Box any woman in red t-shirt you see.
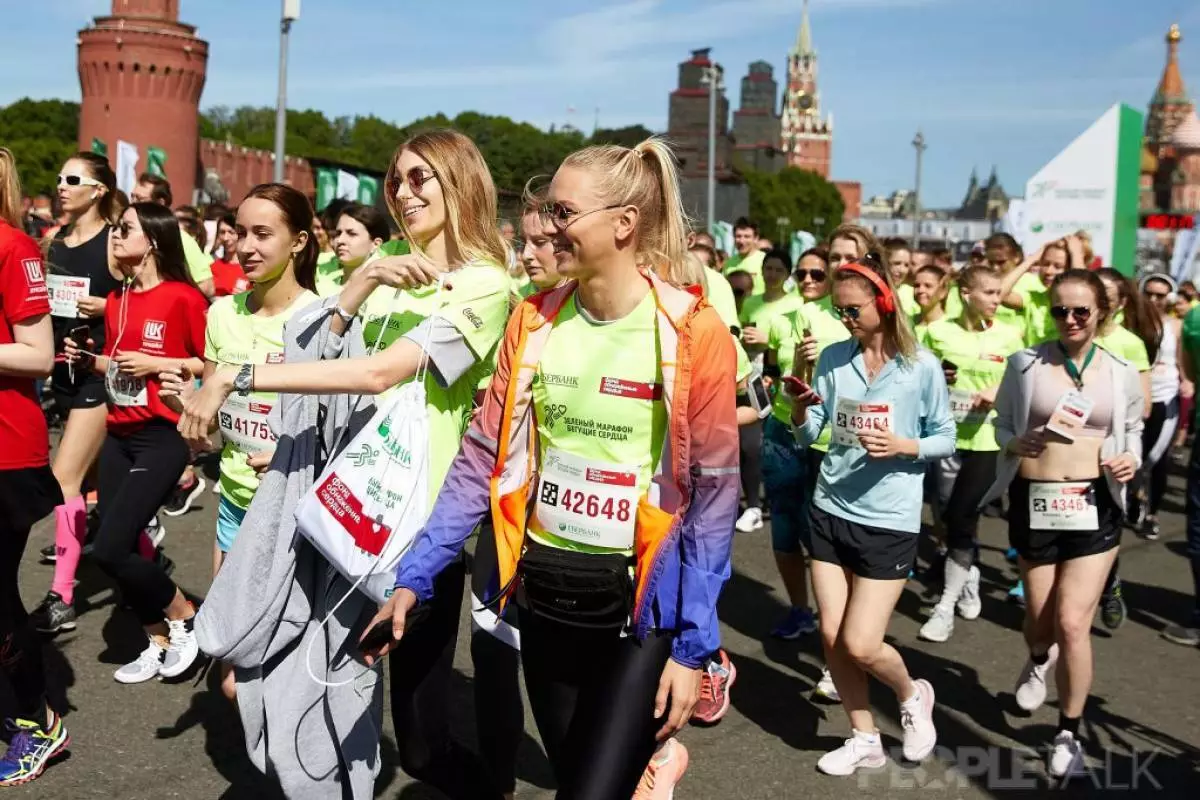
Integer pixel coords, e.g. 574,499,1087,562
209,211,250,297
64,202,208,685
0,147,70,786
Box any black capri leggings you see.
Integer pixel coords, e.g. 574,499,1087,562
92,422,189,625
519,607,673,799
0,466,61,721
739,416,763,510
389,557,505,799
941,450,998,567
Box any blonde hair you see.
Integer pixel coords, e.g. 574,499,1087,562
521,175,549,218
662,250,709,293
834,252,920,363
0,148,22,228
828,223,882,262
559,136,690,278
384,129,509,268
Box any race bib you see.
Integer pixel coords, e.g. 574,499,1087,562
1029,481,1098,530
534,448,640,549
46,274,90,318
832,398,893,448
1045,391,1095,442
948,389,990,425
104,360,147,407
218,393,277,452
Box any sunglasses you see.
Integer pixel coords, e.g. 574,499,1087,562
1143,290,1170,300
386,166,438,198
541,202,624,231
795,268,827,283
1049,305,1093,322
832,302,872,321
57,173,102,188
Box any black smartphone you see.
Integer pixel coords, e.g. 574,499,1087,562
358,619,397,654
69,324,90,344
941,359,958,372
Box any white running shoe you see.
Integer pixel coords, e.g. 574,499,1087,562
817,731,887,776
1048,731,1086,779
1014,644,1058,712
145,515,166,548
919,604,955,643
814,666,841,702
114,638,167,684
735,507,764,533
900,678,937,762
956,565,982,620
159,615,200,678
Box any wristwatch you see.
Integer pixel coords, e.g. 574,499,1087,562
233,363,254,396
333,305,356,327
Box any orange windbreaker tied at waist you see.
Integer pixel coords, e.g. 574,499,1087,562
394,269,740,667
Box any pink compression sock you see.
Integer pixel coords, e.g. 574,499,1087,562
137,529,156,560
50,495,88,606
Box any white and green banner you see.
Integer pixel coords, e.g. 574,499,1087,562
1019,103,1143,275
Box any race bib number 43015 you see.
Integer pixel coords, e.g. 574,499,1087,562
218,393,276,452
46,274,90,318
534,448,640,549
832,398,893,448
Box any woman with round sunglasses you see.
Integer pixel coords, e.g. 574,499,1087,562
0,148,71,787
790,251,953,776
979,269,1141,779
759,247,832,641
917,266,1024,643
180,130,513,799
63,202,208,684
314,202,392,297
911,264,949,341
368,138,738,799
29,153,125,635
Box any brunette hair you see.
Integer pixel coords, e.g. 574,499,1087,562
796,246,829,267
384,129,509,268
762,247,793,274
1096,267,1161,359
137,172,173,206
834,251,919,361
1051,269,1112,330
241,183,318,292
123,202,197,289
985,232,1023,262
65,152,118,224
733,217,758,236
174,204,206,250
337,202,390,245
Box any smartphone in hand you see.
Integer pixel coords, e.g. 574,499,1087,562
782,376,820,402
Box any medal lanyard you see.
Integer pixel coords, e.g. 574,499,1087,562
1057,342,1095,390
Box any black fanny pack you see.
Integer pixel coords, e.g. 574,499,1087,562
519,538,634,630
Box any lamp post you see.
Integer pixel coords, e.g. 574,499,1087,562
273,0,300,182
776,215,790,244
701,60,725,235
910,129,926,251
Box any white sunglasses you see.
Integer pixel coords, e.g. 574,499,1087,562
57,173,103,188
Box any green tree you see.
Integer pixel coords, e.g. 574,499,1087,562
742,166,845,242
591,125,657,148
0,98,81,195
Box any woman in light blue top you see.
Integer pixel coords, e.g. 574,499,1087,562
790,252,955,777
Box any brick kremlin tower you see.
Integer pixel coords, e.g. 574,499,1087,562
77,0,209,199
779,0,833,178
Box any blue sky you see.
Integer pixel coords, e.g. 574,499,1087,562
3,0,1199,207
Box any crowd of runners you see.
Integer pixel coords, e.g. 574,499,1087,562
0,134,1198,798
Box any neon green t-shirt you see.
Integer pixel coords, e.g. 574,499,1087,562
724,250,765,295
205,290,317,509
358,260,510,504
705,270,752,382
316,239,410,298
897,283,920,317
739,291,802,329
945,283,964,320
786,295,851,450
920,317,1024,451
1097,324,1150,371
182,233,214,284
995,272,1042,333
528,291,666,556
1023,288,1054,346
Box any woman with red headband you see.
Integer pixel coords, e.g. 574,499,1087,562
789,251,956,777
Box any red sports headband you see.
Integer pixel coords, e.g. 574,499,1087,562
837,261,896,315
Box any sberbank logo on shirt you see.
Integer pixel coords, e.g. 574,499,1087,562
539,372,578,388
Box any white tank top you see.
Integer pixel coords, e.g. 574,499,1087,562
1151,320,1179,403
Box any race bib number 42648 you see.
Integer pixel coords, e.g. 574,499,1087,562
832,398,893,448
534,448,640,549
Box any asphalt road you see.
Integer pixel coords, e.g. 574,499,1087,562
9,456,1200,799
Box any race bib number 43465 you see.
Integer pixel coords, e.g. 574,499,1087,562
832,398,893,448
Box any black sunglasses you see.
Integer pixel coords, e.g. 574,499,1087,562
832,302,871,321
795,268,827,283
1049,305,1093,322
1143,289,1170,300
387,166,438,197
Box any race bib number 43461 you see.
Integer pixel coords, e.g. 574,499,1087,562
534,448,640,549
832,398,893,448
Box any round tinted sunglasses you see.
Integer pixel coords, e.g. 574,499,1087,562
386,167,438,197
541,202,625,231
832,302,872,320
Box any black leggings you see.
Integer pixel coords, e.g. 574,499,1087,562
92,422,188,625
520,607,673,799
739,418,763,510
0,466,61,721
941,450,998,567
1138,400,1175,516
471,625,523,794
389,557,504,799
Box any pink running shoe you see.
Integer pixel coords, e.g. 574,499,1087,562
632,738,689,799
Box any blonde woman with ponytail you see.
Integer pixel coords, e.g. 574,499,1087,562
370,137,739,797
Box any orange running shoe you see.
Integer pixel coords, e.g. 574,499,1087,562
690,648,736,725
632,738,689,799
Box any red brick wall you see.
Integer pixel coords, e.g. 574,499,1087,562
199,140,315,206
834,180,862,220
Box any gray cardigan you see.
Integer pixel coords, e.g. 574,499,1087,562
194,297,383,800
980,342,1144,511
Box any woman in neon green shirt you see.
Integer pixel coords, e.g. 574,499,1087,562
314,202,389,297
912,264,949,341
179,129,513,799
